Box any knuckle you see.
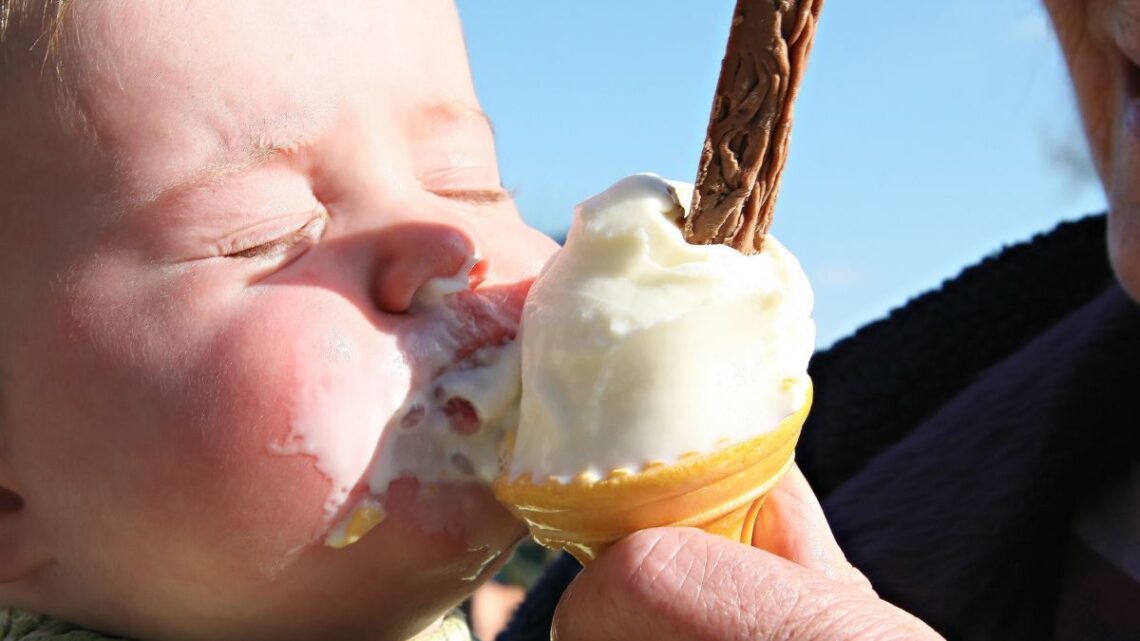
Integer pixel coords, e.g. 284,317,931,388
604,528,696,597
553,529,694,641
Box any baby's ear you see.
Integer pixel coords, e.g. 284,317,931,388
0,463,52,583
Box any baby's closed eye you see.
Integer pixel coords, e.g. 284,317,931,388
222,209,329,260
427,187,513,207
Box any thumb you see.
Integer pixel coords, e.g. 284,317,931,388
751,464,871,589
552,527,942,641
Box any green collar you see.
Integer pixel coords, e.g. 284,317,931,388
0,609,473,641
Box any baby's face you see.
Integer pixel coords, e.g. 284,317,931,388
0,1,556,640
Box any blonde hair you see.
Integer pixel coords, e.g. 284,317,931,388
1,0,74,79
1,0,91,191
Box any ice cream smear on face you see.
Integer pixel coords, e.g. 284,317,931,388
322,257,524,548
505,173,815,483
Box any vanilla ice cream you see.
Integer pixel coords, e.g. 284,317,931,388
505,174,815,483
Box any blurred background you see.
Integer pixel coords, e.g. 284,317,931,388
456,0,1107,347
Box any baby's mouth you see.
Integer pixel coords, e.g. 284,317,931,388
444,290,522,364
324,287,529,549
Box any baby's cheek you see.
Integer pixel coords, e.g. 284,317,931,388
194,302,527,588
184,302,409,559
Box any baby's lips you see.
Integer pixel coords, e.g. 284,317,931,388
446,283,531,362
466,278,532,321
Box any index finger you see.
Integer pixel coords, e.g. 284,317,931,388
751,464,873,590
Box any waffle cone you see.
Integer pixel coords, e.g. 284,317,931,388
494,381,811,564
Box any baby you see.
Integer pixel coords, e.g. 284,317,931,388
0,1,558,639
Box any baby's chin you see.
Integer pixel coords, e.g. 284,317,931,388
312,472,524,570
378,476,527,579
277,478,525,638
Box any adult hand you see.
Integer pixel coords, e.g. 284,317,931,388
551,466,944,641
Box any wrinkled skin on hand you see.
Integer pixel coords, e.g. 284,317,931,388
552,467,942,641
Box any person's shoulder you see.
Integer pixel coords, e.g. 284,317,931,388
800,214,1115,494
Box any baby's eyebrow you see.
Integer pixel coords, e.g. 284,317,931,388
197,140,300,183
131,101,494,212
133,138,307,212
415,100,495,137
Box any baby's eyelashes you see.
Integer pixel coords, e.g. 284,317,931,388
417,161,512,210
427,187,513,207
222,209,329,261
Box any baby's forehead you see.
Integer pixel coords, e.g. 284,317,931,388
4,0,480,197
3,3,292,216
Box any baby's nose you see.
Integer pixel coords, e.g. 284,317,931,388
371,222,488,314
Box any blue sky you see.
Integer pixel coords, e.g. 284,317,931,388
456,0,1107,347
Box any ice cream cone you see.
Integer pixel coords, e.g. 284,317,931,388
494,381,811,564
